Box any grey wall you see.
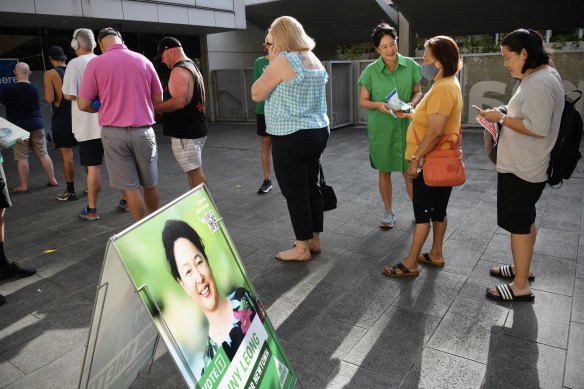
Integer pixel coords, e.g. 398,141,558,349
0,0,246,30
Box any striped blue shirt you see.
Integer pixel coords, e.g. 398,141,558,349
265,52,329,136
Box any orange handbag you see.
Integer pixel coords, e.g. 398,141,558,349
414,128,466,187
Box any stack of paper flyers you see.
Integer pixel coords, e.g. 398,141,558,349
0,117,30,148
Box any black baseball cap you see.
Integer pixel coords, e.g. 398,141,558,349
157,37,182,55
48,46,66,61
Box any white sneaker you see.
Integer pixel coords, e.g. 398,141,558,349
379,209,396,228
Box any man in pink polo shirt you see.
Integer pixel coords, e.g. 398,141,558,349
78,27,163,221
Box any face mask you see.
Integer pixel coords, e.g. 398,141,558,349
422,61,439,81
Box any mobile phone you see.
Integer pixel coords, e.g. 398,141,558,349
472,104,483,111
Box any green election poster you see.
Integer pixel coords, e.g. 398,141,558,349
113,186,296,388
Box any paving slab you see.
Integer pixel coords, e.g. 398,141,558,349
427,296,509,363
503,289,571,349
530,254,576,296
394,269,466,317
282,317,367,388
344,306,441,382
400,347,487,389
0,355,24,388
573,277,584,324
534,228,579,260
565,321,584,389
4,346,85,389
324,274,405,329
481,335,565,389
2,327,87,374
324,361,399,389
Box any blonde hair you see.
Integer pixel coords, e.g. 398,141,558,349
269,16,315,51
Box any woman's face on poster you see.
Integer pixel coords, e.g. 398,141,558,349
173,237,219,313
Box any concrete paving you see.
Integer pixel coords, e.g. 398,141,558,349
0,122,583,389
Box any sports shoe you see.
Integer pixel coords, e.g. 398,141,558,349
79,207,99,221
0,262,37,281
258,179,273,194
118,199,130,212
56,190,78,201
379,209,396,229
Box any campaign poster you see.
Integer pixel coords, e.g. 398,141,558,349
113,186,296,389
0,59,17,92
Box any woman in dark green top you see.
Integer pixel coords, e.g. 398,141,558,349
358,23,422,228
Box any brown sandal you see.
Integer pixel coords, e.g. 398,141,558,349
294,240,321,254
417,253,445,267
276,245,311,262
308,239,321,254
383,262,419,277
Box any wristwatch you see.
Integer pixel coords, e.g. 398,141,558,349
498,114,507,125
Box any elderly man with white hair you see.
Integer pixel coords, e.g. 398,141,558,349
0,62,58,193
63,28,129,221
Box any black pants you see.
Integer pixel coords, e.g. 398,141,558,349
271,127,329,241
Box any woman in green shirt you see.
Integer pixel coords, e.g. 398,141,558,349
358,23,422,228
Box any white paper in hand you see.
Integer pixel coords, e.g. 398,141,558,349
0,116,30,148
476,115,498,142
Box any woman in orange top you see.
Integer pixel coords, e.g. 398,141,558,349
383,36,463,277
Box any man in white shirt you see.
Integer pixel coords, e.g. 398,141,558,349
62,28,128,221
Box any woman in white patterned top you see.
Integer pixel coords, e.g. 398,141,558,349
251,16,329,262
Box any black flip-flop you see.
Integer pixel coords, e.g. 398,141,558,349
46,182,59,187
486,284,535,302
11,188,29,194
490,264,535,281
417,253,445,267
383,262,419,277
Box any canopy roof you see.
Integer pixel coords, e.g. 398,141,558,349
391,0,584,37
245,0,398,45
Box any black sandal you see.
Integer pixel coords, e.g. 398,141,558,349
490,265,535,281
486,284,535,302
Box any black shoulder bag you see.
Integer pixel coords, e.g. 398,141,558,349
319,164,337,211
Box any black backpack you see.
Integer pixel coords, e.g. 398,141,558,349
547,90,583,187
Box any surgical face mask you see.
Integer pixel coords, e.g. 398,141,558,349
422,61,439,81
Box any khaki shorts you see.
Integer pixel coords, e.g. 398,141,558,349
171,137,206,173
13,129,49,161
101,126,158,190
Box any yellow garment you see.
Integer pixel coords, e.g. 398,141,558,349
405,76,462,160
